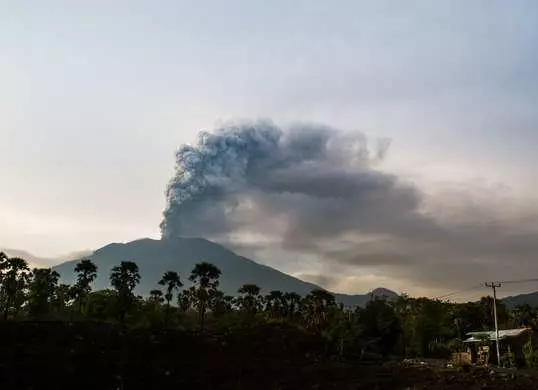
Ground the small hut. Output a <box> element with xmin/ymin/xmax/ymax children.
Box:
<box><xmin>463</xmin><ymin>328</ymin><xmax>533</xmax><ymax>367</ymax></box>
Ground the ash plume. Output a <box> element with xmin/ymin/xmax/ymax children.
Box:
<box><xmin>161</xmin><ymin>119</ymin><xmax>403</xmax><ymax>241</ymax></box>
<box><xmin>160</xmin><ymin>119</ymin><xmax>538</xmax><ymax>294</ymax></box>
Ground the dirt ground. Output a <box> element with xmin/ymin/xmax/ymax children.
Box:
<box><xmin>1</xmin><ymin>321</ymin><xmax>537</xmax><ymax>389</ymax></box>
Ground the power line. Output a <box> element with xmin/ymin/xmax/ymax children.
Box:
<box><xmin>429</xmin><ymin>277</ymin><xmax>538</xmax><ymax>302</ymax></box>
<box><xmin>497</xmin><ymin>278</ymin><xmax>538</xmax><ymax>285</ymax></box>
<box><xmin>435</xmin><ymin>284</ymin><xmax>485</xmax><ymax>300</ymax></box>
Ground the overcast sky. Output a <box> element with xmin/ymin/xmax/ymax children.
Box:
<box><xmin>2</xmin><ymin>1</ymin><xmax>538</xmax><ymax>298</ymax></box>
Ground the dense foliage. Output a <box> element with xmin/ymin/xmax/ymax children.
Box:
<box><xmin>1</xmin><ymin>251</ymin><xmax>536</xmax><ymax>359</ymax></box>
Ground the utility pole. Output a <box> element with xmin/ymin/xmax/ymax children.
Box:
<box><xmin>485</xmin><ymin>282</ymin><xmax>502</xmax><ymax>367</ymax></box>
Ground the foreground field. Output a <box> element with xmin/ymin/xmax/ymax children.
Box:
<box><xmin>1</xmin><ymin>322</ymin><xmax>536</xmax><ymax>389</ymax></box>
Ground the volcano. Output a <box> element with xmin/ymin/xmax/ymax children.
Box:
<box><xmin>52</xmin><ymin>237</ymin><xmax>397</xmax><ymax>306</ymax></box>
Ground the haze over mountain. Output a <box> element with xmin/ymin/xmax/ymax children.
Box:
<box><xmin>1</xmin><ymin>248</ymin><xmax>92</xmax><ymax>269</ymax></box>
<box><xmin>51</xmin><ymin>237</ymin><xmax>396</xmax><ymax>307</ymax></box>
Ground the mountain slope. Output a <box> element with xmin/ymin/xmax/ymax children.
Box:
<box><xmin>52</xmin><ymin>237</ymin><xmax>397</xmax><ymax>306</ymax></box>
<box><xmin>501</xmin><ymin>292</ymin><xmax>538</xmax><ymax>308</ymax></box>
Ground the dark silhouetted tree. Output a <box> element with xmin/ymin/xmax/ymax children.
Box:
<box><xmin>158</xmin><ymin>271</ymin><xmax>183</xmax><ymax>326</ymax></box>
<box><xmin>283</xmin><ymin>292</ymin><xmax>302</xmax><ymax>320</ymax></box>
<box><xmin>0</xmin><ymin>252</ymin><xmax>7</xmax><ymax>272</ymax></box>
<box><xmin>189</xmin><ymin>262</ymin><xmax>221</xmax><ymax>330</ymax></box>
<box><xmin>237</xmin><ymin>284</ymin><xmax>262</xmax><ymax>314</ymax></box>
<box><xmin>511</xmin><ymin>304</ymin><xmax>535</xmax><ymax>328</ymax></box>
<box><xmin>86</xmin><ymin>289</ymin><xmax>118</xmax><ymax>321</ymax></box>
<box><xmin>110</xmin><ymin>261</ymin><xmax>140</xmax><ymax>322</ymax></box>
<box><xmin>178</xmin><ymin>288</ymin><xmax>192</xmax><ymax>313</ymax></box>
<box><xmin>1</xmin><ymin>257</ymin><xmax>30</xmax><ymax>320</ymax></box>
<box><xmin>211</xmin><ymin>290</ymin><xmax>234</xmax><ymax>317</ymax></box>
<box><xmin>73</xmin><ymin>259</ymin><xmax>98</xmax><ymax>314</ymax></box>
<box><xmin>149</xmin><ymin>289</ymin><xmax>164</xmax><ymax>304</ymax></box>
<box><xmin>52</xmin><ymin>283</ymin><xmax>73</xmax><ymax>315</ymax></box>
<box><xmin>28</xmin><ymin>268</ymin><xmax>60</xmax><ymax>318</ymax></box>
<box><xmin>303</xmin><ymin>289</ymin><xmax>336</xmax><ymax>330</ymax></box>
<box><xmin>265</xmin><ymin>290</ymin><xmax>286</xmax><ymax>319</ymax></box>
<box><xmin>357</xmin><ymin>298</ymin><xmax>401</xmax><ymax>357</ymax></box>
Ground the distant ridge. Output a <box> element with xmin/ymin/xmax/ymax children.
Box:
<box><xmin>6</xmin><ymin>241</ymin><xmax>538</xmax><ymax>307</ymax></box>
<box><xmin>501</xmin><ymin>291</ymin><xmax>538</xmax><ymax>308</ymax></box>
<box><xmin>0</xmin><ymin>248</ymin><xmax>92</xmax><ymax>268</ymax></box>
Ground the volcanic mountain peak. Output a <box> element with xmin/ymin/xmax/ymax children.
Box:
<box><xmin>50</xmin><ymin>237</ymin><xmax>396</xmax><ymax>307</ymax></box>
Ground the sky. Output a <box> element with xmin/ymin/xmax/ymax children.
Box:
<box><xmin>1</xmin><ymin>1</ymin><xmax>538</xmax><ymax>299</ymax></box>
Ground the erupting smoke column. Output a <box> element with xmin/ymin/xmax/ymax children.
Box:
<box><xmin>161</xmin><ymin>119</ymin><xmax>390</xmax><ymax>240</ymax></box>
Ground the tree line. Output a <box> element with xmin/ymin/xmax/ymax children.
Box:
<box><xmin>1</xmin><ymin>251</ymin><xmax>537</xmax><ymax>359</ymax></box>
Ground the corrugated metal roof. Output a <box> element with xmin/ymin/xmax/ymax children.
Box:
<box><xmin>463</xmin><ymin>328</ymin><xmax>531</xmax><ymax>343</ymax></box>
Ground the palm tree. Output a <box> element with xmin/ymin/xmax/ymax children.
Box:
<box><xmin>283</xmin><ymin>292</ymin><xmax>302</xmax><ymax>320</ymax></box>
<box><xmin>178</xmin><ymin>288</ymin><xmax>193</xmax><ymax>313</ymax></box>
<box><xmin>28</xmin><ymin>268</ymin><xmax>60</xmax><ymax>319</ymax></box>
<box><xmin>188</xmin><ymin>262</ymin><xmax>221</xmax><ymax>330</ymax></box>
<box><xmin>1</xmin><ymin>257</ymin><xmax>30</xmax><ymax>320</ymax></box>
<box><xmin>303</xmin><ymin>289</ymin><xmax>336</xmax><ymax>329</ymax></box>
<box><xmin>211</xmin><ymin>290</ymin><xmax>235</xmax><ymax>317</ymax></box>
<box><xmin>158</xmin><ymin>271</ymin><xmax>183</xmax><ymax>326</ymax></box>
<box><xmin>110</xmin><ymin>261</ymin><xmax>141</xmax><ymax>322</ymax></box>
<box><xmin>237</xmin><ymin>284</ymin><xmax>262</xmax><ymax>314</ymax></box>
<box><xmin>265</xmin><ymin>290</ymin><xmax>285</xmax><ymax>318</ymax></box>
<box><xmin>110</xmin><ymin>261</ymin><xmax>140</xmax><ymax>294</ymax></box>
<box><xmin>73</xmin><ymin>259</ymin><xmax>98</xmax><ymax>314</ymax></box>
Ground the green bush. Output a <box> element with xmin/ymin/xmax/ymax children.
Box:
<box><xmin>523</xmin><ymin>338</ymin><xmax>538</xmax><ymax>368</ymax></box>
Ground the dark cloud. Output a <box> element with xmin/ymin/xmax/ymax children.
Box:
<box><xmin>163</xmin><ymin>120</ymin><xmax>538</xmax><ymax>294</ymax></box>
<box><xmin>319</xmin><ymin>195</ymin><xmax>538</xmax><ymax>292</ymax></box>
<box><xmin>294</xmin><ymin>273</ymin><xmax>339</xmax><ymax>290</ymax></box>
<box><xmin>334</xmin><ymin>253</ymin><xmax>415</xmax><ymax>267</ymax></box>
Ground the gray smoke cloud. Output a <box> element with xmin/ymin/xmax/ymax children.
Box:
<box><xmin>161</xmin><ymin>119</ymin><xmax>538</xmax><ymax>296</ymax></box>
<box><xmin>161</xmin><ymin>119</ymin><xmax>401</xmax><ymax>240</ymax></box>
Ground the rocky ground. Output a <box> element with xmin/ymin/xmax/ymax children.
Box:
<box><xmin>1</xmin><ymin>321</ymin><xmax>537</xmax><ymax>389</ymax></box>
